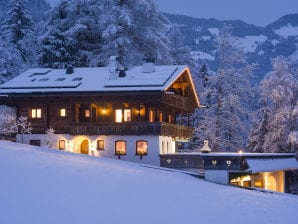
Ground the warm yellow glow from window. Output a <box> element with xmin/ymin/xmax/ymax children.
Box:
<box><xmin>115</xmin><ymin>141</ymin><xmax>126</xmax><ymax>155</ymax></box>
<box><xmin>59</xmin><ymin>108</ymin><xmax>66</xmax><ymax>117</ymax></box>
<box><xmin>124</xmin><ymin>109</ymin><xmax>131</xmax><ymax>122</ymax></box>
<box><xmin>31</xmin><ymin>108</ymin><xmax>42</xmax><ymax>118</ymax></box>
<box><xmin>85</xmin><ymin>109</ymin><xmax>90</xmax><ymax>118</ymax></box>
<box><xmin>230</xmin><ymin>175</ymin><xmax>252</xmax><ymax>187</ymax></box>
<box><xmin>102</xmin><ymin>108</ymin><xmax>106</xmax><ymax>114</ymax></box>
<box><xmin>168</xmin><ymin>114</ymin><xmax>172</xmax><ymax>123</ymax></box>
<box><xmin>136</xmin><ymin>141</ymin><xmax>148</xmax><ymax>155</ymax></box>
<box><xmin>149</xmin><ymin>110</ymin><xmax>154</xmax><ymax>122</ymax></box>
<box><xmin>59</xmin><ymin>140</ymin><xmax>65</xmax><ymax>149</ymax></box>
<box><xmin>159</xmin><ymin>112</ymin><xmax>163</xmax><ymax>122</ymax></box>
<box><xmin>97</xmin><ymin>140</ymin><xmax>104</xmax><ymax>150</ymax></box>
<box><xmin>115</xmin><ymin>109</ymin><xmax>122</xmax><ymax>122</ymax></box>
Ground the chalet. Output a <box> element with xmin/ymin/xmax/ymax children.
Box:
<box><xmin>0</xmin><ymin>58</ymin><xmax>201</xmax><ymax>165</ymax></box>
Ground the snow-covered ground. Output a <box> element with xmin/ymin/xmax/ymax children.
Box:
<box><xmin>274</xmin><ymin>24</ymin><xmax>298</xmax><ymax>38</ymax></box>
<box><xmin>0</xmin><ymin>140</ymin><xmax>297</xmax><ymax>224</ymax></box>
<box><xmin>237</xmin><ymin>35</ymin><xmax>267</xmax><ymax>53</ymax></box>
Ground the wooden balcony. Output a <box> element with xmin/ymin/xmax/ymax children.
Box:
<box><xmin>69</xmin><ymin>122</ymin><xmax>193</xmax><ymax>138</ymax></box>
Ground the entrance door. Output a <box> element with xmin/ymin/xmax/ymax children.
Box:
<box><xmin>81</xmin><ymin>140</ymin><xmax>89</xmax><ymax>154</ymax></box>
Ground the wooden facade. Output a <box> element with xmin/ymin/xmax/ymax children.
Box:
<box><xmin>6</xmin><ymin>87</ymin><xmax>196</xmax><ymax>138</ymax></box>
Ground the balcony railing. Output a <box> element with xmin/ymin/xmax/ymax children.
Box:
<box><xmin>69</xmin><ymin>122</ymin><xmax>193</xmax><ymax>138</ymax></box>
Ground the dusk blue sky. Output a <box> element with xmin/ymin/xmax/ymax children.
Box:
<box><xmin>47</xmin><ymin>0</ymin><xmax>298</xmax><ymax>26</ymax></box>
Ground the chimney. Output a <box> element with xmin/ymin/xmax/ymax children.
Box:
<box><xmin>108</xmin><ymin>56</ymin><xmax>118</xmax><ymax>80</ymax></box>
<box><xmin>142</xmin><ymin>58</ymin><xmax>155</xmax><ymax>73</ymax></box>
<box><xmin>118</xmin><ymin>67</ymin><xmax>126</xmax><ymax>77</ymax></box>
<box><xmin>66</xmin><ymin>65</ymin><xmax>74</xmax><ymax>74</ymax></box>
<box><xmin>200</xmin><ymin>140</ymin><xmax>211</xmax><ymax>153</ymax></box>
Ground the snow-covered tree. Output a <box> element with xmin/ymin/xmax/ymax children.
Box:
<box><xmin>167</xmin><ymin>24</ymin><xmax>192</xmax><ymax>65</ymax></box>
<box><xmin>1</xmin><ymin>0</ymin><xmax>35</xmax><ymax>64</ymax></box>
<box><xmin>15</xmin><ymin>116</ymin><xmax>32</xmax><ymax>143</ymax></box>
<box><xmin>0</xmin><ymin>40</ymin><xmax>23</xmax><ymax>83</ymax></box>
<box><xmin>41</xmin><ymin>128</ymin><xmax>57</xmax><ymax>149</ymax></box>
<box><xmin>100</xmin><ymin>0</ymin><xmax>172</xmax><ymax>67</ymax></box>
<box><xmin>39</xmin><ymin>0</ymin><xmax>103</xmax><ymax>68</ymax></box>
<box><xmin>248</xmin><ymin>57</ymin><xmax>297</xmax><ymax>152</ymax></box>
<box><xmin>194</xmin><ymin>24</ymin><xmax>256</xmax><ymax>151</ymax></box>
<box><xmin>0</xmin><ymin>105</ymin><xmax>17</xmax><ymax>135</ymax></box>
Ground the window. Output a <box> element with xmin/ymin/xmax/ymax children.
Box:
<box><xmin>39</xmin><ymin>78</ymin><xmax>49</xmax><ymax>81</ymax></box>
<box><xmin>59</xmin><ymin>108</ymin><xmax>66</xmax><ymax>117</ymax></box>
<box><xmin>159</xmin><ymin>112</ymin><xmax>163</xmax><ymax>122</ymax></box>
<box><xmin>85</xmin><ymin>109</ymin><xmax>90</xmax><ymax>118</ymax></box>
<box><xmin>72</xmin><ymin>77</ymin><xmax>82</xmax><ymax>81</ymax></box>
<box><xmin>31</xmin><ymin>108</ymin><xmax>42</xmax><ymax>119</ymax></box>
<box><xmin>124</xmin><ymin>109</ymin><xmax>131</xmax><ymax>122</ymax></box>
<box><xmin>30</xmin><ymin>140</ymin><xmax>40</xmax><ymax>146</ymax></box>
<box><xmin>115</xmin><ymin>109</ymin><xmax>122</xmax><ymax>122</ymax></box>
<box><xmin>97</xmin><ymin>140</ymin><xmax>104</xmax><ymax>150</ymax></box>
<box><xmin>168</xmin><ymin>114</ymin><xmax>172</xmax><ymax>123</ymax></box>
<box><xmin>136</xmin><ymin>140</ymin><xmax>148</xmax><ymax>156</ymax></box>
<box><xmin>115</xmin><ymin>109</ymin><xmax>131</xmax><ymax>122</ymax></box>
<box><xmin>59</xmin><ymin>140</ymin><xmax>65</xmax><ymax>150</ymax></box>
<box><xmin>149</xmin><ymin>110</ymin><xmax>155</xmax><ymax>122</ymax></box>
<box><xmin>55</xmin><ymin>78</ymin><xmax>65</xmax><ymax>81</ymax></box>
<box><xmin>115</xmin><ymin>140</ymin><xmax>126</xmax><ymax>155</ymax></box>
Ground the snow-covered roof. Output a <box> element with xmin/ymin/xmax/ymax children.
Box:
<box><xmin>246</xmin><ymin>158</ymin><xmax>298</xmax><ymax>173</ymax></box>
<box><xmin>0</xmin><ymin>65</ymin><xmax>190</xmax><ymax>94</ymax></box>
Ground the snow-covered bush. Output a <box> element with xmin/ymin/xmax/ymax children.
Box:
<box><xmin>41</xmin><ymin>128</ymin><xmax>57</xmax><ymax>149</ymax></box>
<box><xmin>16</xmin><ymin>116</ymin><xmax>32</xmax><ymax>143</ymax></box>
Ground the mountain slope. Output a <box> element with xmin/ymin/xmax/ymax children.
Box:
<box><xmin>0</xmin><ymin>140</ymin><xmax>297</xmax><ymax>224</ymax></box>
<box><xmin>166</xmin><ymin>13</ymin><xmax>298</xmax><ymax>79</ymax></box>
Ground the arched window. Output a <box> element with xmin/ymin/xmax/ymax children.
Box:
<box><xmin>115</xmin><ymin>140</ymin><xmax>127</xmax><ymax>155</ymax></box>
<box><xmin>136</xmin><ymin>140</ymin><xmax>148</xmax><ymax>156</ymax></box>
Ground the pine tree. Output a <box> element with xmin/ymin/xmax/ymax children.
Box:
<box><xmin>100</xmin><ymin>0</ymin><xmax>171</xmax><ymax>67</ymax></box>
<box><xmin>167</xmin><ymin>24</ymin><xmax>192</xmax><ymax>65</ymax></box>
<box><xmin>194</xmin><ymin>24</ymin><xmax>256</xmax><ymax>151</ymax></box>
<box><xmin>1</xmin><ymin>0</ymin><xmax>35</xmax><ymax>63</ymax></box>
<box><xmin>0</xmin><ymin>39</ymin><xmax>23</xmax><ymax>83</ymax></box>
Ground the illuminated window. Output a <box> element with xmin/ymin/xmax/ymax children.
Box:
<box><xmin>115</xmin><ymin>109</ymin><xmax>122</xmax><ymax>122</ymax></box>
<box><xmin>97</xmin><ymin>140</ymin><xmax>104</xmax><ymax>150</ymax></box>
<box><xmin>124</xmin><ymin>109</ymin><xmax>131</xmax><ymax>122</ymax></box>
<box><xmin>59</xmin><ymin>140</ymin><xmax>65</xmax><ymax>150</ymax></box>
<box><xmin>149</xmin><ymin>110</ymin><xmax>155</xmax><ymax>122</ymax></box>
<box><xmin>85</xmin><ymin>109</ymin><xmax>90</xmax><ymax>118</ymax></box>
<box><xmin>159</xmin><ymin>112</ymin><xmax>163</xmax><ymax>122</ymax></box>
<box><xmin>31</xmin><ymin>108</ymin><xmax>42</xmax><ymax>119</ymax></box>
<box><xmin>115</xmin><ymin>140</ymin><xmax>126</xmax><ymax>155</ymax></box>
<box><xmin>136</xmin><ymin>140</ymin><xmax>148</xmax><ymax>156</ymax></box>
<box><xmin>59</xmin><ymin>108</ymin><xmax>66</xmax><ymax>117</ymax></box>
<box><xmin>168</xmin><ymin>114</ymin><xmax>172</xmax><ymax>123</ymax></box>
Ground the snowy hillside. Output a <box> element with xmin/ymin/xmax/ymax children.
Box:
<box><xmin>166</xmin><ymin>13</ymin><xmax>298</xmax><ymax>79</ymax></box>
<box><xmin>0</xmin><ymin>140</ymin><xmax>297</xmax><ymax>224</ymax></box>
